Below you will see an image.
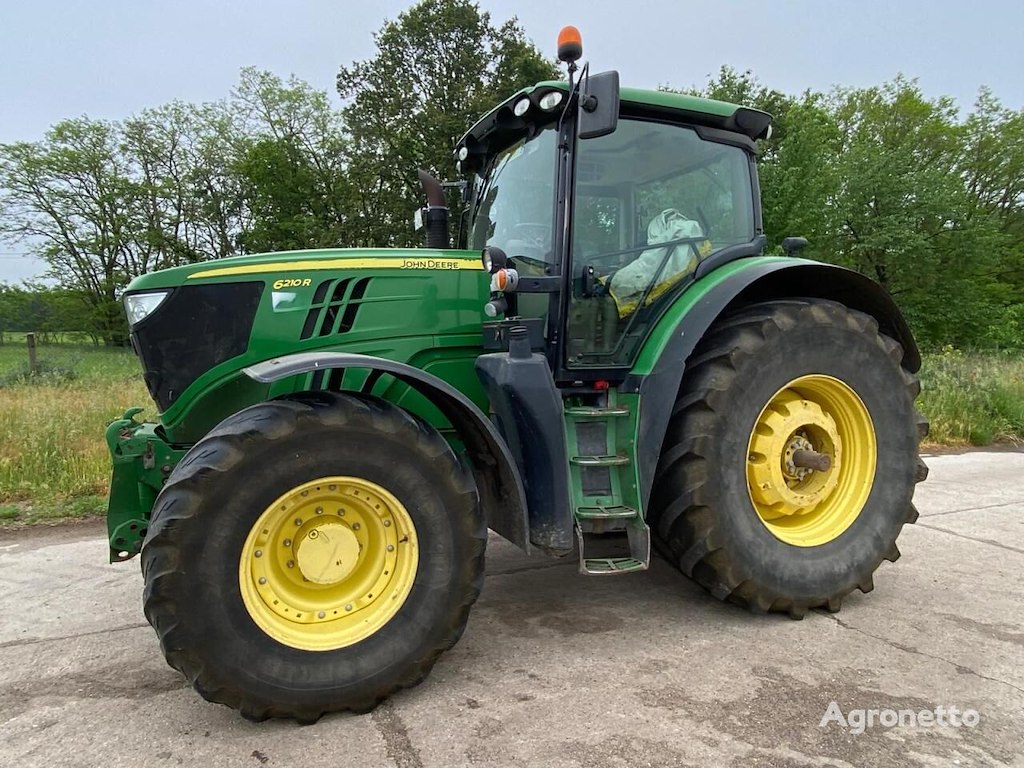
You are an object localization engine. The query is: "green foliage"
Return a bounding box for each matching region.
[0,359,78,388]
[919,348,1024,444]
[231,69,353,254]
[0,284,101,343]
[0,343,146,509]
[336,0,558,247]
[685,68,1024,350]
[0,496,107,526]
[0,5,1022,353]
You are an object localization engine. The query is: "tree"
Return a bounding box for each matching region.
[122,100,248,269]
[821,78,999,345]
[0,119,138,343]
[336,0,558,247]
[231,69,353,253]
[0,283,95,343]
[671,67,838,252]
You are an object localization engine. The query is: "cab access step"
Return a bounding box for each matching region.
[565,401,651,575]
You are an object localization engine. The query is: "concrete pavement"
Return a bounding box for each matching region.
[1,451,1022,767]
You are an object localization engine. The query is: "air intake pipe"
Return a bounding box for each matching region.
[417,169,450,249]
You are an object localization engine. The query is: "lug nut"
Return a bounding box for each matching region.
[318,611,326,619]
[258,577,266,585]
[345,604,353,612]
[352,522,361,531]
[287,560,295,568]
[283,538,292,547]
[255,550,262,558]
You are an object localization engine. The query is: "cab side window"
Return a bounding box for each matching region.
[568,119,755,367]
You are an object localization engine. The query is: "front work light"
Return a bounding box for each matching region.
[512,97,531,117]
[481,246,508,274]
[124,291,170,327]
[539,91,564,111]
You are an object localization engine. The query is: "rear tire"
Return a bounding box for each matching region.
[649,299,928,618]
[141,391,485,721]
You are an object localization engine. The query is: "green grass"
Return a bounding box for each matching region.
[0,340,1020,527]
[0,496,106,525]
[0,341,149,525]
[918,348,1024,446]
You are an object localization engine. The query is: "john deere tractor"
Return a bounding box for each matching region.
[105,28,927,721]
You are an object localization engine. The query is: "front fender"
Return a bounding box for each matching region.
[624,258,919,513]
[244,352,530,552]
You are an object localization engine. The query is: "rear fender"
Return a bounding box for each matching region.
[244,352,530,551]
[623,258,919,513]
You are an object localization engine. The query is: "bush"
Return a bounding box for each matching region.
[0,359,79,388]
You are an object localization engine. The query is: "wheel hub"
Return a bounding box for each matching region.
[783,434,815,482]
[238,477,418,651]
[747,391,841,517]
[745,375,876,547]
[295,522,361,585]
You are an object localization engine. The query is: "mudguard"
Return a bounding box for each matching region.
[244,352,530,551]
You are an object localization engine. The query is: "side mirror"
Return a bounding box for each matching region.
[781,237,809,256]
[579,70,619,140]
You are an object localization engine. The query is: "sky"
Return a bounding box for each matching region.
[2,0,1023,283]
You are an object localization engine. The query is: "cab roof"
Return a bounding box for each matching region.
[456,78,772,167]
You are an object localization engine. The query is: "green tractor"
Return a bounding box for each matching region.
[105,29,927,721]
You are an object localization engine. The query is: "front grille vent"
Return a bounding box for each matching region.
[299,278,372,340]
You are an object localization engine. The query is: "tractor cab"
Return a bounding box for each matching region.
[455,37,771,381]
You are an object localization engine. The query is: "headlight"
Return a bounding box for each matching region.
[512,97,531,117]
[539,91,564,111]
[124,291,170,327]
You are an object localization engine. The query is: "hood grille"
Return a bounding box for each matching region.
[299,278,372,340]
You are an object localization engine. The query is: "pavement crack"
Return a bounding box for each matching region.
[0,621,149,650]
[372,702,424,768]
[919,500,1024,518]
[915,522,1024,555]
[823,612,1024,696]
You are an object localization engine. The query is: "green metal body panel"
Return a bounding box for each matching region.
[126,248,491,442]
[106,248,493,557]
[559,256,789,529]
[628,256,790,376]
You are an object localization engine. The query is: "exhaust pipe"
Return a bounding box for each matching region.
[417,169,450,249]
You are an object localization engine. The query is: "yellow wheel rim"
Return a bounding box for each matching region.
[239,476,418,651]
[746,375,876,547]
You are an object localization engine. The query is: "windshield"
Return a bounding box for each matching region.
[468,127,558,265]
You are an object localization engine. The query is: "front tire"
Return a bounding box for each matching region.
[649,299,928,618]
[141,392,485,721]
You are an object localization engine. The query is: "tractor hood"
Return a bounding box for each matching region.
[124,247,485,292]
[122,247,490,428]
